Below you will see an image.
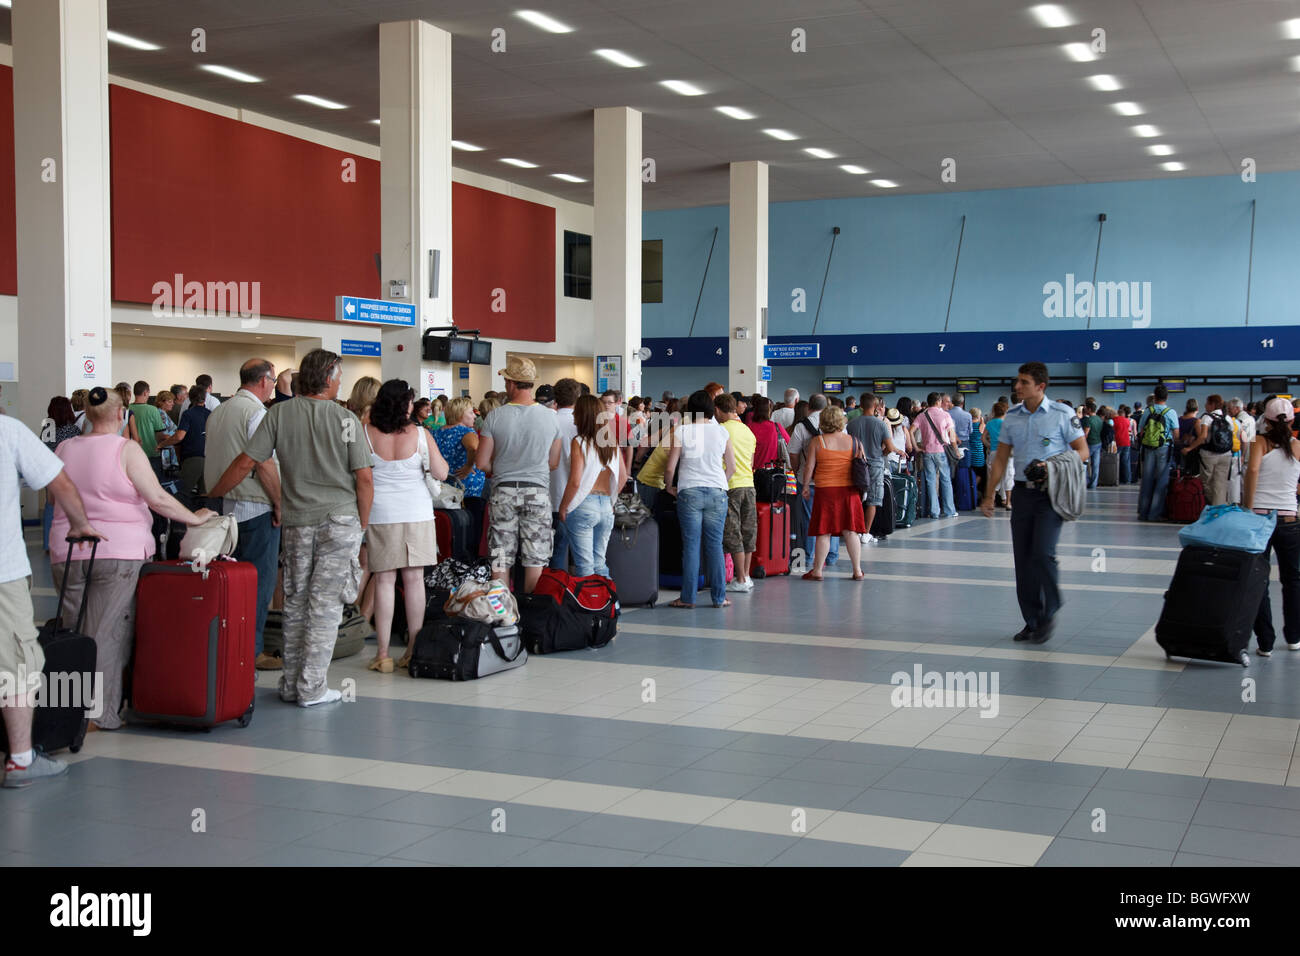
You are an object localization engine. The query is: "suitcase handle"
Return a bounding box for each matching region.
[56,535,100,636]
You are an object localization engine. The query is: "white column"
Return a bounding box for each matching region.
[729,161,768,396]
[13,0,112,429]
[379,20,453,397]
[592,107,642,398]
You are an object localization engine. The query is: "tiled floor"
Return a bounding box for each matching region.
[11,485,1300,866]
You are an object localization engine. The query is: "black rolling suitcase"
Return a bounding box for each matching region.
[869,484,895,539]
[605,521,659,607]
[1155,546,1269,667]
[1,537,99,756]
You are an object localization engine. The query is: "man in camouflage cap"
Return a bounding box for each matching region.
[475,357,562,593]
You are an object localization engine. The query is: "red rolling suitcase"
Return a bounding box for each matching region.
[434,507,474,561]
[752,500,792,577]
[1166,473,1206,524]
[130,560,256,728]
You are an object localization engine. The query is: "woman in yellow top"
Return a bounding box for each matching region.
[800,406,866,581]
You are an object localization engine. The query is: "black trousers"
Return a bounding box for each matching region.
[1009,483,1064,629]
[1255,519,1300,652]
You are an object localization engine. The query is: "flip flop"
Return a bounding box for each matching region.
[852,572,866,581]
[801,571,823,581]
[669,599,695,609]
[367,656,394,673]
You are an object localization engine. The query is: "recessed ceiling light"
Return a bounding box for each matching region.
[107,30,162,51]
[1029,4,1075,28]
[870,179,899,188]
[501,158,539,168]
[199,64,262,83]
[716,106,755,120]
[763,128,798,141]
[660,80,705,96]
[1086,74,1121,91]
[515,10,574,33]
[1111,101,1143,116]
[1131,124,1160,137]
[804,148,836,159]
[594,49,643,68]
[1063,42,1097,62]
[294,94,347,110]
[840,164,869,175]
[1282,18,1300,40]
[551,173,586,183]
[452,141,485,151]
[1146,144,1174,156]
[1160,161,1186,171]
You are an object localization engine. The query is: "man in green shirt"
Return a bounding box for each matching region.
[1083,401,1103,489]
[129,381,169,480]
[209,349,373,708]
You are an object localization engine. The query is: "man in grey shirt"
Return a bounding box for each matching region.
[948,394,973,478]
[773,388,799,432]
[477,357,562,593]
[847,394,899,541]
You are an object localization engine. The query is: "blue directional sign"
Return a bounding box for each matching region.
[765,343,821,361]
[335,295,416,327]
[340,339,381,357]
[760,366,772,381]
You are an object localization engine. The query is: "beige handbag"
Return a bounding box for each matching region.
[417,427,464,509]
[179,514,239,572]
[443,579,519,627]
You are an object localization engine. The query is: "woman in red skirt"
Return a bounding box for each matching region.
[800,405,866,581]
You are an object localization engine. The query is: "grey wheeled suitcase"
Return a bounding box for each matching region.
[1099,450,1119,486]
[605,520,659,608]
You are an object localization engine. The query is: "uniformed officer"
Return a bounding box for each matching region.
[981,362,1089,644]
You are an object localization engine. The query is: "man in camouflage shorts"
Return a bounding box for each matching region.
[476,357,562,594]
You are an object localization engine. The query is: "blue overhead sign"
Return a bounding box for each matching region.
[340,339,381,357]
[335,295,416,327]
[765,343,821,361]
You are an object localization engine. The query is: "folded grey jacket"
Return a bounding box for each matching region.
[1044,450,1087,521]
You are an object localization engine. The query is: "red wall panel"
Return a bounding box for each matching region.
[0,67,17,296]
[452,182,555,343]
[110,85,381,321]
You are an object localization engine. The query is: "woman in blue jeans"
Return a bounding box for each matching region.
[558,395,626,577]
[664,390,736,608]
[1244,398,1300,656]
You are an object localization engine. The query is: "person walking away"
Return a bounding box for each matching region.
[1136,385,1179,521]
[1244,397,1300,656]
[801,406,866,580]
[203,358,284,671]
[715,393,758,593]
[847,394,899,544]
[1,413,102,787]
[363,380,447,672]
[475,357,561,594]
[209,349,372,707]
[981,362,1087,644]
[557,394,626,577]
[912,392,959,519]
[1184,394,1236,506]
[664,390,735,608]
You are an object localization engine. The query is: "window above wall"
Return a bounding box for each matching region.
[563,230,591,299]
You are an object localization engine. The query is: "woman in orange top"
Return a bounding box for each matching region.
[800,406,866,581]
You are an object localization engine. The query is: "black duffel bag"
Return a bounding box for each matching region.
[753,467,787,502]
[408,619,527,680]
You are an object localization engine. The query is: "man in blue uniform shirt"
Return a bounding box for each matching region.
[981,362,1089,645]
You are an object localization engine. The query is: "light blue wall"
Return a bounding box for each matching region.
[643,171,1300,339]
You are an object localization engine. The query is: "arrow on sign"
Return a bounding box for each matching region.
[345,301,356,316]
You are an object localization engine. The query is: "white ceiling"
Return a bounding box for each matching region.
[9,0,1300,208]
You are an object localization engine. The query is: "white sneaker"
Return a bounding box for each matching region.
[742,578,754,592]
[726,579,750,593]
[860,533,874,545]
[299,688,343,708]
[1288,642,1300,651]
[1258,648,1273,658]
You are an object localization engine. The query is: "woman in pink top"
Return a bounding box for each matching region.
[50,386,212,731]
[747,396,791,468]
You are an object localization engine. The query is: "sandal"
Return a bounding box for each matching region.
[668,599,695,609]
[801,571,823,581]
[852,571,866,581]
[396,650,412,670]
[712,600,732,608]
[368,656,394,673]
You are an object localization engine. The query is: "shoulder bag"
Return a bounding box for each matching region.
[850,437,871,494]
[417,427,463,509]
[923,410,963,467]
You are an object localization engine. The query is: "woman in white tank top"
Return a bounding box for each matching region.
[364,380,448,672]
[1243,397,1300,656]
[558,395,627,577]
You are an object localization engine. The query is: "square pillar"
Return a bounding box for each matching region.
[729,161,768,396]
[593,107,642,398]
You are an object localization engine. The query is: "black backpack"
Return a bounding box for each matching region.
[1206,411,1234,455]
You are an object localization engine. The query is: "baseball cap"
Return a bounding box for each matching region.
[1265,397,1294,422]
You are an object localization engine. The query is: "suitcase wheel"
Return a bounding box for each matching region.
[237,701,255,728]
[70,742,82,754]
[1239,652,1251,668]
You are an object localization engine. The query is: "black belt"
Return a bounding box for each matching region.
[495,480,545,489]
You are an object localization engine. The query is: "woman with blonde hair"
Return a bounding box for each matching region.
[801,405,866,581]
[558,395,627,577]
[346,376,381,423]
